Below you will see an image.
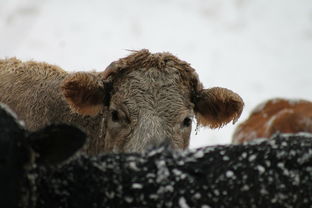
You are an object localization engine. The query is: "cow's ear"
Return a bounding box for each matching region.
[61,72,109,116]
[28,124,86,165]
[194,87,244,128]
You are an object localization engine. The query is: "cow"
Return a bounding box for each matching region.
[0,49,244,154]
[0,103,86,208]
[232,98,312,144]
[1,104,312,208]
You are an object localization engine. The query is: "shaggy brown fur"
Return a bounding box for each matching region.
[1,50,244,154]
[0,58,104,154]
[232,98,312,144]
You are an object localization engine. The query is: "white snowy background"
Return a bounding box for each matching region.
[0,0,311,148]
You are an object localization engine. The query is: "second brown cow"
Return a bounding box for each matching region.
[232,98,312,144]
[0,49,244,154]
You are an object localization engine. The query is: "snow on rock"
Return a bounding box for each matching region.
[22,133,312,207]
[226,170,234,178]
[179,197,190,208]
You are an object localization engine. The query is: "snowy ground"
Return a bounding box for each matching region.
[0,0,312,148]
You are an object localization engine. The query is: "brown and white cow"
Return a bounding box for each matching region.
[232,98,312,144]
[0,49,244,154]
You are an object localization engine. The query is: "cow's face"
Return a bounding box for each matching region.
[103,66,195,152]
[61,50,244,153]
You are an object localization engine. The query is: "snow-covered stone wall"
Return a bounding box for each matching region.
[33,133,312,208]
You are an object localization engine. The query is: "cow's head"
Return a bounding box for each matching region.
[61,50,244,153]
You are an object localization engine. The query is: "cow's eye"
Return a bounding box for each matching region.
[111,110,119,122]
[182,117,192,128]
